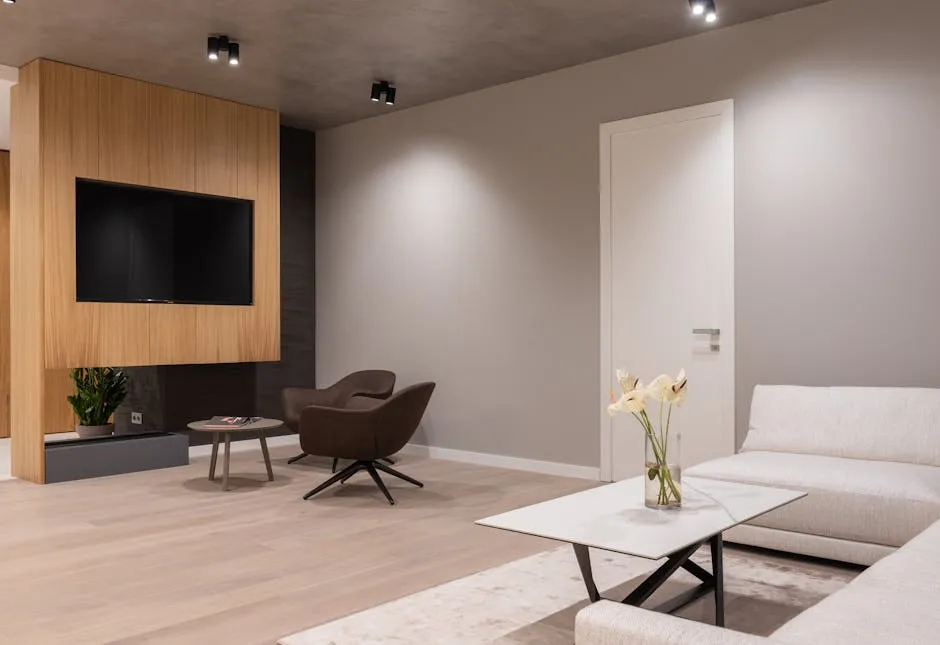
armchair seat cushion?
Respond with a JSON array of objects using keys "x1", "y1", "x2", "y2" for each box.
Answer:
[{"x1": 687, "y1": 452, "x2": 940, "y2": 547}]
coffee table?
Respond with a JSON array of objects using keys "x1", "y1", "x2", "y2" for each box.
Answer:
[
  {"x1": 188, "y1": 418, "x2": 284, "y2": 491},
  {"x1": 477, "y1": 476, "x2": 805, "y2": 626}
]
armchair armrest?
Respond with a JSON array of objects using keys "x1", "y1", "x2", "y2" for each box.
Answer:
[{"x1": 576, "y1": 602, "x2": 773, "y2": 645}]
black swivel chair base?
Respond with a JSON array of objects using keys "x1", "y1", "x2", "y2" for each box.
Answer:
[
  {"x1": 303, "y1": 459, "x2": 423, "y2": 505},
  {"x1": 287, "y1": 454, "x2": 397, "y2": 469}
]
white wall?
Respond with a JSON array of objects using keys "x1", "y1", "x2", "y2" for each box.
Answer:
[
  {"x1": 316, "y1": 0, "x2": 940, "y2": 469},
  {"x1": 0, "y1": 65, "x2": 17, "y2": 151}
]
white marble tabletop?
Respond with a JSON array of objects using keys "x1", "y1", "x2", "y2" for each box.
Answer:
[{"x1": 477, "y1": 476, "x2": 805, "y2": 560}]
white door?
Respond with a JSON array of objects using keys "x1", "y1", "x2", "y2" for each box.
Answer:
[{"x1": 600, "y1": 101, "x2": 735, "y2": 482}]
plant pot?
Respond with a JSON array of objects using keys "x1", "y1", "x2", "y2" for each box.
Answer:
[{"x1": 76, "y1": 424, "x2": 115, "y2": 439}]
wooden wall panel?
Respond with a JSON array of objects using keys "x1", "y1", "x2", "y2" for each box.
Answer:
[
  {"x1": 0, "y1": 151, "x2": 9, "y2": 439},
  {"x1": 44, "y1": 369, "x2": 76, "y2": 433},
  {"x1": 252, "y1": 109, "x2": 282, "y2": 362},
  {"x1": 10, "y1": 63, "x2": 46, "y2": 482},
  {"x1": 195, "y1": 95, "x2": 238, "y2": 196},
  {"x1": 149, "y1": 87, "x2": 195, "y2": 192},
  {"x1": 98, "y1": 74, "x2": 149, "y2": 185}
]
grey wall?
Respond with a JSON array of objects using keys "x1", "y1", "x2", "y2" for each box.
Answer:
[
  {"x1": 116, "y1": 125, "x2": 316, "y2": 444},
  {"x1": 315, "y1": 0, "x2": 940, "y2": 468}
]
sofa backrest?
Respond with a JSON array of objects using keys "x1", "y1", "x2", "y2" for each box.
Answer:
[{"x1": 742, "y1": 385, "x2": 940, "y2": 466}]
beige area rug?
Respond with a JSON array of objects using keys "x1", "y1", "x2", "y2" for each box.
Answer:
[{"x1": 280, "y1": 544, "x2": 860, "y2": 644}]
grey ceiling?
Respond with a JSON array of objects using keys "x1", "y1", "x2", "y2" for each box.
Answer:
[{"x1": 0, "y1": 0, "x2": 830, "y2": 130}]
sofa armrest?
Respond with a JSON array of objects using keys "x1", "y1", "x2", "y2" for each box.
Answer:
[{"x1": 575, "y1": 602, "x2": 772, "y2": 645}]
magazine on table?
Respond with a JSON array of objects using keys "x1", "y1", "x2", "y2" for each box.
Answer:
[{"x1": 201, "y1": 416, "x2": 262, "y2": 429}]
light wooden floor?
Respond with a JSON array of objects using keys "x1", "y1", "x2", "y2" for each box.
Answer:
[{"x1": 0, "y1": 445, "x2": 594, "y2": 645}]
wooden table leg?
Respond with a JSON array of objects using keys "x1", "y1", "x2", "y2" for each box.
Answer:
[
  {"x1": 259, "y1": 430, "x2": 274, "y2": 481},
  {"x1": 222, "y1": 432, "x2": 231, "y2": 491},
  {"x1": 209, "y1": 432, "x2": 220, "y2": 481}
]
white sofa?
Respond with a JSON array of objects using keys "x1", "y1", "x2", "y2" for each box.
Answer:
[
  {"x1": 575, "y1": 518, "x2": 940, "y2": 645},
  {"x1": 689, "y1": 385, "x2": 940, "y2": 565},
  {"x1": 574, "y1": 385, "x2": 940, "y2": 645}
]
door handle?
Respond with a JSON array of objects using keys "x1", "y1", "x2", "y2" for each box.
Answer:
[
  {"x1": 693, "y1": 329, "x2": 721, "y2": 352},
  {"x1": 692, "y1": 328, "x2": 720, "y2": 336}
]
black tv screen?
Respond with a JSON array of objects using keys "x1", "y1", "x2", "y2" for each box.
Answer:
[{"x1": 76, "y1": 179, "x2": 253, "y2": 305}]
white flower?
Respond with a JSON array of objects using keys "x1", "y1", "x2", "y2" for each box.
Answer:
[
  {"x1": 648, "y1": 369, "x2": 688, "y2": 405},
  {"x1": 608, "y1": 387, "x2": 648, "y2": 416},
  {"x1": 616, "y1": 369, "x2": 641, "y2": 394}
]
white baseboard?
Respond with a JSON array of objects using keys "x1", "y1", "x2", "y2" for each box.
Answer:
[
  {"x1": 400, "y1": 443, "x2": 600, "y2": 481},
  {"x1": 189, "y1": 434, "x2": 299, "y2": 459}
]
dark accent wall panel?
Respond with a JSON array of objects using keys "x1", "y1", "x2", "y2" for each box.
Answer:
[
  {"x1": 114, "y1": 125, "x2": 315, "y2": 445},
  {"x1": 255, "y1": 126, "x2": 317, "y2": 418}
]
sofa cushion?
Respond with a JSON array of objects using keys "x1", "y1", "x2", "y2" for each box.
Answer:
[
  {"x1": 687, "y1": 452, "x2": 940, "y2": 547},
  {"x1": 772, "y1": 521, "x2": 940, "y2": 645},
  {"x1": 742, "y1": 385, "x2": 940, "y2": 466}
]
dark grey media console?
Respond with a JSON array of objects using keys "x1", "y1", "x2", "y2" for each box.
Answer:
[{"x1": 45, "y1": 432, "x2": 189, "y2": 483}]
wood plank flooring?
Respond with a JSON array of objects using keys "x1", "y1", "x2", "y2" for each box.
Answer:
[{"x1": 0, "y1": 445, "x2": 595, "y2": 645}]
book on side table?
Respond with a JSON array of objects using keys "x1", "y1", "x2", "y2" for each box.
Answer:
[{"x1": 200, "y1": 416, "x2": 262, "y2": 429}]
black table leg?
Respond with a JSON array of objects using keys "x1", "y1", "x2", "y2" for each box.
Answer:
[
  {"x1": 710, "y1": 533, "x2": 725, "y2": 627},
  {"x1": 573, "y1": 533, "x2": 726, "y2": 626},
  {"x1": 573, "y1": 544, "x2": 601, "y2": 602}
]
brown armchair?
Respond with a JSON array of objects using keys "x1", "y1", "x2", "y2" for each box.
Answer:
[
  {"x1": 299, "y1": 382, "x2": 436, "y2": 505},
  {"x1": 282, "y1": 370, "x2": 396, "y2": 465}
]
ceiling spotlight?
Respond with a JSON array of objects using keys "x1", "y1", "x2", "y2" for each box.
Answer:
[
  {"x1": 689, "y1": 0, "x2": 718, "y2": 24},
  {"x1": 207, "y1": 36, "x2": 220, "y2": 60},
  {"x1": 370, "y1": 80, "x2": 397, "y2": 106},
  {"x1": 207, "y1": 35, "x2": 241, "y2": 66},
  {"x1": 2, "y1": 0, "x2": 16, "y2": 5}
]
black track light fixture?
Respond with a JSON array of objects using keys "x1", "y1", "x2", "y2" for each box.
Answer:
[
  {"x1": 207, "y1": 36, "x2": 220, "y2": 60},
  {"x1": 689, "y1": 0, "x2": 717, "y2": 23},
  {"x1": 370, "y1": 81, "x2": 397, "y2": 106},
  {"x1": 207, "y1": 35, "x2": 241, "y2": 66}
]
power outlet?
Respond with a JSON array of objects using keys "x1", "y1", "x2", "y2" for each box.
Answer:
[{"x1": 131, "y1": 412, "x2": 143, "y2": 425}]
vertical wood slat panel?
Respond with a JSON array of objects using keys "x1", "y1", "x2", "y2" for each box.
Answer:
[
  {"x1": 195, "y1": 95, "x2": 241, "y2": 363},
  {"x1": 10, "y1": 62, "x2": 46, "y2": 482},
  {"x1": 148, "y1": 85, "x2": 198, "y2": 364},
  {"x1": 254, "y1": 109, "x2": 281, "y2": 361},
  {"x1": 44, "y1": 369, "x2": 76, "y2": 433},
  {"x1": 98, "y1": 74, "x2": 149, "y2": 185},
  {"x1": 149, "y1": 86, "x2": 195, "y2": 192},
  {"x1": 38, "y1": 62, "x2": 86, "y2": 430},
  {"x1": 95, "y1": 71, "x2": 151, "y2": 366},
  {"x1": 0, "y1": 151, "x2": 10, "y2": 438}
]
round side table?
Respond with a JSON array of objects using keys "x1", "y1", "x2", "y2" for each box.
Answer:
[{"x1": 188, "y1": 418, "x2": 284, "y2": 490}]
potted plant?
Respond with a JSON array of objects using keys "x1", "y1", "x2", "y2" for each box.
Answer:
[{"x1": 67, "y1": 367, "x2": 129, "y2": 438}]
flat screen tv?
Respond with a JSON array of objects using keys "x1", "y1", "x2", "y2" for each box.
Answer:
[{"x1": 75, "y1": 179, "x2": 253, "y2": 305}]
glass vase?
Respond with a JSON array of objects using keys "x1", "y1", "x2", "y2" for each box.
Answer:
[{"x1": 645, "y1": 432, "x2": 681, "y2": 510}]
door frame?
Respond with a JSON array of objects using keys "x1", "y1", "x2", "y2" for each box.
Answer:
[{"x1": 599, "y1": 100, "x2": 735, "y2": 482}]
